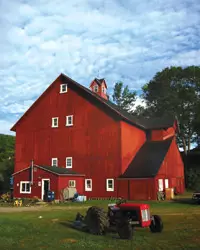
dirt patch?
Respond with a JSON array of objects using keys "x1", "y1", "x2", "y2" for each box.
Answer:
[{"x1": 0, "y1": 205, "x2": 90, "y2": 213}]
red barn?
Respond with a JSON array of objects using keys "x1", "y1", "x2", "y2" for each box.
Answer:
[{"x1": 11, "y1": 73, "x2": 185, "y2": 201}]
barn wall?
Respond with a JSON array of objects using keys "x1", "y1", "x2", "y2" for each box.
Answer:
[
  {"x1": 117, "y1": 179, "x2": 156, "y2": 200},
  {"x1": 14, "y1": 76, "x2": 121, "y2": 198},
  {"x1": 13, "y1": 167, "x2": 84, "y2": 200},
  {"x1": 58, "y1": 176, "x2": 84, "y2": 196},
  {"x1": 13, "y1": 168, "x2": 59, "y2": 199},
  {"x1": 151, "y1": 127, "x2": 175, "y2": 141},
  {"x1": 120, "y1": 121, "x2": 146, "y2": 174},
  {"x1": 156, "y1": 137, "x2": 185, "y2": 194}
]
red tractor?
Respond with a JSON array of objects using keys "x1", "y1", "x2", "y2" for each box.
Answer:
[{"x1": 73, "y1": 199, "x2": 163, "y2": 239}]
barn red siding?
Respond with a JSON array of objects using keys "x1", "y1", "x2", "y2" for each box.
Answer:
[
  {"x1": 58, "y1": 176, "x2": 84, "y2": 195},
  {"x1": 13, "y1": 168, "x2": 59, "y2": 199},
  {"x1": 151, "y1": 127, "x2": 175, "y2": 141},
  {"x1": 14, "y1": 76, "x2": 121, "y2": 198},
  {"x1": 117, "y1": 179, "x2": 156, "y2": 200},
  {"x1": 120, "y1": 121, "x2": 146, "y2": 174},
  {"x1": 13, "y1": 167, "x2": 84, "y2": 200},
  {"x1": 12, "y1": 74, "x2": 184, "y2": 201},
  {"x1": 156, "y1": 138, "x2": 185, "y2": 193}
]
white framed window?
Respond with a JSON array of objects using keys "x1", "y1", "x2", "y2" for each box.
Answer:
[
  {"x1": 85, "y1": 179, "x2": 92, "y2": 191},
  {"x1": 66, "y1": 115, "x2": 73, "y2": 126},
  {"x1": 66, "y1": 157, "x2": 72, "y2": 168},
  {"x1": 102, "y1": 86, "x2": 106, "y2": 94},
  {"x1": 20, "y1": 181, "x2": 31, "y2": 194},
  {"x1": 51, "y1": 158, "x2": 58, "y2": 167},
  {"x1": 52, "y1": 117, "x2": 58, "y2": 127},
  {"x1": 158, "y1": 179, "x2": 164, "y2": 191},
  {"x1": 165, "y1": 179, "x2": 169, "y2": 189},
  {"x1": 94, "y1": 85, "x2": 98, "y2": 92},
  {"x1": 69, "y1": 180, "x2": 76, "y2": 188},
  {"x1": 106, "y1": 179, "x2": 114, "y2": 192},
  {"x1": 60, "y1": 84, "x2": 67, "y2": 93}
]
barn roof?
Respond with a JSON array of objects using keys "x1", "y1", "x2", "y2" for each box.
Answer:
[
  {"x1": 10, "y1": 73, "x2": 177, "y2": 131},
  {"x1": 60, "y1": 74, "x2": 176, "y2": 130},
  {"x1": 119, "y1": 137, "x2": 173, "y2": 179},
  {"x1": 38, "y1": 165, "x2": 85, "y2": 176},
  {"x1": 12, "y1": 165, "x2": 85, "y2": 176},
  {"x1": 94, "y1": 78, "x2": 105, "y2": 85}
]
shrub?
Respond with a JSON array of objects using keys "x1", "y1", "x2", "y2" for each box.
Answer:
[{"x1": 186, "y1": 167, "x2": 200, "y2": 190}]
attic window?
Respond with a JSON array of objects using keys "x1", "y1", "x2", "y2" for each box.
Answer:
[
  {"x1": 102, "y1": 86, "x2": 106, "y2": 94},
  {"x1": 52, "y1": 117, "x2": 58, "y2": 127},
  {"x1": 94, "y1": 85, "x2": 98, "y2": 92},
  {"x1": 60, "y1": 84, "x2": 67, "y2": 93}
]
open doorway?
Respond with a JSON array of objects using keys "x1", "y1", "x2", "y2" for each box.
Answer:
[{"x1": 41, "y1": 179, "x2": 50, "y2": 201}]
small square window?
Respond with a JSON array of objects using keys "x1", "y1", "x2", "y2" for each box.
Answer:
[
  {"x1": 60, "y1": 84, "x2": 67, "y2": 93},
  {"x1": 69, "y1": 180, "x2": 76, "y2": 187},
  {"x1": 85, "y1": 179, "x2": 92, "y2": 191},
  {"x1": 20, "y1": 181, "x2": 31, "y2": 194},
  {"x1": 66, "y1": 157, "x2": 72, "y2": 168},
  {"x1": 106, "y1": 179, "x2": 114, "y2": 192},
  {"x1": 66, "y1": 115, "x2": 73, "y2": 126},
  {"x1": 52, "y1": 158, "x2": 58, "y2": 167},
  {"x1": 52, "y1": 117, "x2": 58, "y2": 127}
]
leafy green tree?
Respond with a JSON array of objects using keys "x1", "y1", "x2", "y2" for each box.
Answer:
[
  {"x1": 0, "y1": 134, "x2": 15, "y2": 193},
  {"x1": 0, "y1": 134, "x2": 15, "y2": 162},
  {"x1": 0, "y1": 158, "x2": 14, "y2": 193},
  {"x1": 140, "y1": 66, "x2": 200, "y2": 156},
  {"x1": 112, "y1": 82, "x2": 136, "y2": 112}
]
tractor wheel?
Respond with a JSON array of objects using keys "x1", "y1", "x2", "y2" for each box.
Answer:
[
  {"x1": 84, "y1": 206, "x2": 109, "y2": 235},
  {"x1": 150, "y1": 215, "x2": 163, "y2": 233},
  {"x1": 117, "y1": 219, "x2": 134, "y2": 240}
]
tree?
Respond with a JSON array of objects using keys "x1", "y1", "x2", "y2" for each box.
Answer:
[
  {"x1": 0, "y1": 158, "x2": 14, "y2": 193},
  {"x1": 0, "y1": 134, "x2": 15, "y2": 162},
  {"x1": 140, "y1": 66, "x2": 200, "y2": 156},
  {"x1": 112, "y1": 82, "x2": 136, "y2": 112}
]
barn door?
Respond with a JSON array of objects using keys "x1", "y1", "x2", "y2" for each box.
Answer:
[{"x1": 41, "y1": 179, "x2": 50, "y2": 201}]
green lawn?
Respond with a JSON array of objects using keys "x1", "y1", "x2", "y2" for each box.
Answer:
[{"x1": 0, "y1": 197, "x2": 200, "y2": 250}]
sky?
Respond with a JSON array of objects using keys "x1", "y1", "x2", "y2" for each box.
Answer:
[{"x1": 0, "y1": 0, "x2": 200, "y2": 135}]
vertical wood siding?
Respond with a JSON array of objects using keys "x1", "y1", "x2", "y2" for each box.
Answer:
[
  {"x1": 156, "y1": 137, "x2": 185, "y2": 193},
  {"x1": 120, "y1": 121, "x2": 146, "y2": 174},
  {"x1": 14, "y1": 77, "x2": 121, "y2": 198}
]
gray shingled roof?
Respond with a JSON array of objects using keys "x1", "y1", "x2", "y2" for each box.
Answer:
[
  {"x1": 119, "y1": 137, "x2": 173, "y2": 178},
  {"x1": 36, "y1": 165, "x2": 85, "y2": 176}
]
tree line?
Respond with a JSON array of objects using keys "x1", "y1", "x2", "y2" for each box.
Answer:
[{"x1": 0, "y1": 134, "x2": 15, "y2": 194}]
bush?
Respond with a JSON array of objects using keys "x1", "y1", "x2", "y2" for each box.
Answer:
[
  {"x1": 186, "y1": 168, "x2": 200, "y2": 190},
  {"x1": 0, "y1": 192, "x2": 11, "y2": 202}
]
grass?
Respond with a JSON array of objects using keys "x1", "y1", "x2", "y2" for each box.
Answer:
[{"x1": 0, "y1": 194, "x2": 200, "y2": 250}]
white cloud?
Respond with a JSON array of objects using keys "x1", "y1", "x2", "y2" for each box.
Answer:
[
  {"x1": 0, "y1": 0, "x2": 200, "y2": 134},
  {"x1": 0, "y1": 120, "x2": 15, "y2": 135},
  {"x1": 130, "y1": 96, "x2": 147, "y2": 112}
]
